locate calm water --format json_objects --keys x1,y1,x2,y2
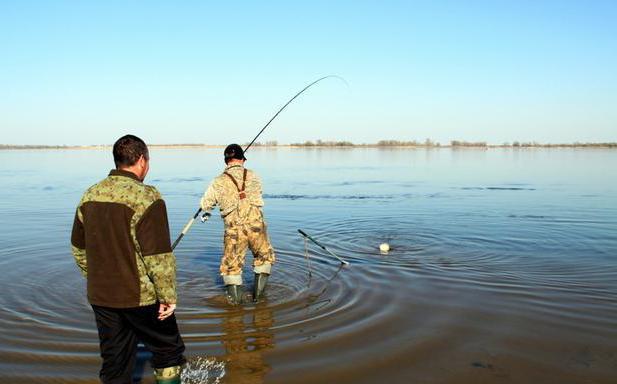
[{"x1": 0, "y1": 148, "x2": 616, "y2": 383}]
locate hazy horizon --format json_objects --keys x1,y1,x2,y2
[{"x1": 3, "y1": 138, "x2": 617, "y2": 147}]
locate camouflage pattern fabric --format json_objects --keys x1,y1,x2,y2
[
  {"x1": 200, "y1": 164, "x2": 264, "y2": 218},
  {"x1": 154, "y1": 365, "x2": 183, "y2": 382},
  {"x1": 143, "y1": 252, "x2": 177, "y2": 304},
  {"x1": 221, "y1": 207, "x2": 275, "y2": 276},
  {"x1": 71, "y1": 245, "x2": 87, "y2": 278},
  {"x1": 71, "y1": 170, "x2": 177, "y2": 307},
  {"x1": 200, "y1": 164, "x2": 275, "y2": 278}
]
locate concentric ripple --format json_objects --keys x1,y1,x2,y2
[{"x1": 1, "y1": 148, "x2": 617, "y2": 383}]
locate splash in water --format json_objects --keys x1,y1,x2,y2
[{"x1": 181, "y1": 356, "x2": 226, "y2": 384}]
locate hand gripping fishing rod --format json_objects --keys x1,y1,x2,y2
[{"x1": 171, "y1": 75, "x2": 345, "y2": 250}]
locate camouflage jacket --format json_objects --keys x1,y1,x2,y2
[
  {"x1": 71, "y1": 169, "x2": 177, "y2": 308},
  {"x1": 200, "y1": 164, "x2": 264, "y2": 222}
]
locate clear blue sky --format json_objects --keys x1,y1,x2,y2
[{"x1": 1, "y1": 1, "x2": 616, "y2": 145}]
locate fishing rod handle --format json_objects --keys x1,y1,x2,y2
[
  {"x1": 171, "y1": 207, "x2": 203, "y2": 251},
  {"x1": 298, "y1": 229, "x2": 323, "y2": 247},
  {"x1": 180, "y1": 217, "x2": 196, "y2": 234},
  {"x1": 171, "y1": 233, "x2": 184, "y2": 251},
  {"x1": 191, "y1": 208, "x2": 203, "y2": 219}
]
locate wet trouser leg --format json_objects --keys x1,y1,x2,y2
[
  {"x1": 221, "y1": 225, "x2": 249, "y2": 304},
  {"x1": 247, "y1": 216, "x2": 275, "y2": 301},
  {"x1": 122, "y1": 304, "x2": 186, "y2": 370},
  {"x1": 92, "y1": 304, "x2": 186, "y2": 384},
  {"x1": 247, "y1": 217, "x2": 275, "y2": 274},
  {"x1": 93, "y1": 305, "x2": 138, "y2": 384},
  {"x1": 221, "y1": 225, "x2": 249, "y2": 284}
]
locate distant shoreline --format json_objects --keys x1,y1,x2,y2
[{"x1": 1, "y1": 141, "x2": 616, "y2": 150}]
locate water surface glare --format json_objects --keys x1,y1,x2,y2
[{"x1": 0, "y1": 148, "x2": 616, "y2": 383}]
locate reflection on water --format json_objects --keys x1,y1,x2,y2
[
  {"x1": 0, "y1": 148, "x2": 616, "y2": 383},
  {"x1": 301, "y1": 265, "x2": 345, "y2": 313},
  {"x1": 220, "y1": 303, "x2": 274, "y2": 384}
]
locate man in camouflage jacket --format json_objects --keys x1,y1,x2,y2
[
  {"x1": 71, "y1": 135, "x2": 185, "y2": 384},
  {"x1": 200, "y1": 144, "x2": 275, "y2": 304}
]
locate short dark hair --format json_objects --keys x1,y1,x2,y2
[{"x1": 113, "y1": 135, "x2": 149, "y2": 168}]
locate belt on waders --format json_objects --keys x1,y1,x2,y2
[{"x1": 224, "y1": 169, "x2": 248, "y2": 199}]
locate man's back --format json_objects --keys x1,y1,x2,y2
[
  {"x1": 201, "y1": 164, "x2": 264, "y2": 220},
  {"x1": 71, "y1": 169, "x2": 175, "y2": 308}
]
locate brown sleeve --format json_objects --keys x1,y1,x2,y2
[
  {"x1": 71, "y1": 209, "x2": 86, "y2": 249},
  {"x1": 136, "y1": 199, "x2": 173, "y2": 256}
]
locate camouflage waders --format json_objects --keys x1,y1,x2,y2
[
  {"x1": 200, "y1": 164, "x2": 276, "y2": 288},
  {"x1": 220, "y1": 171, "x2": 275, "y2": 285}
]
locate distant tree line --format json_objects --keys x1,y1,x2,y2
[
  {"x1": 289, "y1": 139, "x2": 354, "y2": 147},
  {"x1": 0, "y1": 144, "x2": 74, "y2": 149},
  {"x1": 450, "y1": 140, "x2": 487, "y2": 147},
  {"x1": 376, "y1": 139, "x2": 442, "y2": 147},
  {"x1": 288, "y1": 139, "x2": 617, "y2": 148},
  {"x1": 2, "y1": 141, "x2": 616, "y2": 150},
  {"x1": 242, "y1": 140, "x2": 279, "y2": 147}
]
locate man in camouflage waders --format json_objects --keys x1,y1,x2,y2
[
  {"x1": 200, "y1": 144, "x2": 276, "y2": 304},
  {"x1": 71, "y1": 135, "x2": 185, "y2": 383}
]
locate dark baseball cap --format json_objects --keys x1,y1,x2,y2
[{"x1": 224, "y1": 143, "x2": 246, "y2": 163}]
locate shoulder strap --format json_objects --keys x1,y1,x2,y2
[
  {"x1": 241, "y1": 169, "x2": 247, "y2": 192},
  {"x1": 223, "y1": 170, "x2": 247, "y2": 192},
  {"x1": 223, "y1": 172, "x2": 241, "y2": 192}
]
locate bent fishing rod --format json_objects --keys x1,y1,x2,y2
[{"x1": 171, "y1": 75, "x2": 345, "y2": 250}]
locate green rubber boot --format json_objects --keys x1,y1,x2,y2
[
  {"x1": 154, "y1": 366, "x2": 182, "y2": 384},
  {"x1": 225, "y1": 284, "x2": 243, "y2": 305},
  {"x1": 156, "y1": 378, "x2": 181, "y2": 384},
  {"x1": 253, "y1": 273, "x2": 269, "y2": 302}
]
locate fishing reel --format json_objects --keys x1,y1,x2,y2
[{"x1": 200, "y1": 212, "x2": 212, "y2": 223}]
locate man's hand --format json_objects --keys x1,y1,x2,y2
[{"x1": 158, "y1": 303, "x2": 176, "y2": 321}]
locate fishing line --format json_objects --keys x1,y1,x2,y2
[
  {"x1": 303, "y1": 236, "x2": 313, "y2": 280},
  {"x1": 171, "y1": 75, "x2": 347, "y2": 250},
  {"x1": 301, "y1": 264, "x2": 345, "y2": 312},
  {"x1": 244, "y1": 75, "x2": 348, "y2": 152}
]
